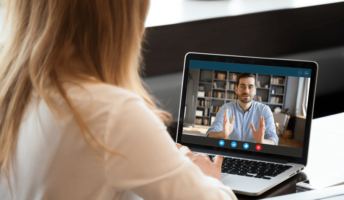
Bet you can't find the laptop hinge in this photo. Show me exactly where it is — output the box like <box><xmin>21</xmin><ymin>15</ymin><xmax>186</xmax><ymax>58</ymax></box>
<box><xmin>190</xmin><ymin>148</ymin><xmax>289</xmax><ymax>164</ymax></box>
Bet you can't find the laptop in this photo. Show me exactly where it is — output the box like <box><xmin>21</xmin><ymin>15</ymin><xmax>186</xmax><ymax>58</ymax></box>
<box><xmin>176</xmin><ymin>52</ymin><xmax>318</xmax><ymax>196</ymax></box>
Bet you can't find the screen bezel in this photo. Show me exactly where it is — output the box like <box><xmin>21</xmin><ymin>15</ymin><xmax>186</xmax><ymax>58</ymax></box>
<box><xmin>176</xmin><ymin>52</ymin><xmax>318</xmax><ymax>166</ymax></box>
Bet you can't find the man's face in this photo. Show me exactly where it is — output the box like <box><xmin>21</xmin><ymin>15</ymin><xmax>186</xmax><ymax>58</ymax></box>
<box><xmin>235</xmin><ymin>77</ymin><xmax>256</xmax><ymax>104</ymax></box>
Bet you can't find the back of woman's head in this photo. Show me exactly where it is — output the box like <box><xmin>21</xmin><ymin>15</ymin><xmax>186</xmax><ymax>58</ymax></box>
<box><xmin>0</xmin><ymin>0</ymin><xmax>171</xmax><ymax>179</ymax></box>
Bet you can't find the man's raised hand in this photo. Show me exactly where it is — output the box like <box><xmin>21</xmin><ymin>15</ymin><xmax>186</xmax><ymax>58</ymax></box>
<box><xmin>223</xmin><ymin>109</ymin><xmax>235</xmax><ymax>138</ymax></box>
<box><xmin>250</xmin><ymin>116</ymin><xmax>265</xmax><ymax>143</ymax></box>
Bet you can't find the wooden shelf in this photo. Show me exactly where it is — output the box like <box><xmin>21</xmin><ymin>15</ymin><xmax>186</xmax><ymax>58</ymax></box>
<box><xmin>213</xmin><ymin>88</ymin><xmax>226</xmax><ymax>91</ymax></box>
<box><xmin>269</xmin><ymin>103</ymin><xmax>283</xmax><ymax>106</ymax></box>
<box><xmin>193</xmin><ymin>125</ymin><xmax>211</xmax><ymax>128</ymax></box>
<box><xmin>213</xmin><ymin>79</ymin><xmax>226</xmax><ymax>81</ymax></box>
<box><xmin>199</xmin><ymin>81</ymin><xmax>213</xmax><ymax>84</ymax></box>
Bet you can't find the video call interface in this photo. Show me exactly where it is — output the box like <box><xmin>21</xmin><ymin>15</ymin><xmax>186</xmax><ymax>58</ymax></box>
<box><xmin>181</xmin><ymin>60</ymin><xmax>312</xmax><ymax>157</ymax></box>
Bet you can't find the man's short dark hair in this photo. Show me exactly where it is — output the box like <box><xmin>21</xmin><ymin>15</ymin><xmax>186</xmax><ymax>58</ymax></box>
<box><xmin>236</xmin><ymin>73</ymin><xmax>256</xmax><ymax>86</ymax></box>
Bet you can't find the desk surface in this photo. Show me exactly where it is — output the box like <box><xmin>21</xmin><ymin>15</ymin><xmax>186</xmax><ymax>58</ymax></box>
<box><xmin>236</xmin><ymin>112</ymin><xmax>344</xmax><ymax>199</ymax></box>
<box><xmin>146</xmin><ymin>0</ymin><xmax>344</xmax><ymax>27</ymax></box>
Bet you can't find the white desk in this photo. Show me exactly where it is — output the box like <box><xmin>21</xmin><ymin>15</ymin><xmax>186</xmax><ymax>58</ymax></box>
<box><xmin>146</xmin><ymin>0</ymin><xmax>344</xmax><ymax>27</ymax></box>
<box><xmin>303</xmin><ymin>112</ymin><xmax>344</xmax><ymax>178</ymax></box>
<box><xmin>264</xmin><ymin>112</ymin><xmax>344</xmax><ymax>199</ymax></box>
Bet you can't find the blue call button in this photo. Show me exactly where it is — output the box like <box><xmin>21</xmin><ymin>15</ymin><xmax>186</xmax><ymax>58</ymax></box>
<box><xmin>231</xmin><ymin>141</ymin><xmax>237</xmax><ymax>148</ymax></box>
<box><xmin>219</xmin><ymin>140</ymin><xmax>225</xmax><ymax>146</ymax></box>
<box><xmin>243</xmin><ymin>143</ymin><xmax>249</xmax><ymax>149</ymax></box>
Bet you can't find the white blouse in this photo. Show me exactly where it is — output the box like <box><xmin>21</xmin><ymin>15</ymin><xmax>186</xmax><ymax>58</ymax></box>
<box><xmin>0</xmin><ymin>83</ymin><xmax>237</xmax><ymax>200</ymax></box>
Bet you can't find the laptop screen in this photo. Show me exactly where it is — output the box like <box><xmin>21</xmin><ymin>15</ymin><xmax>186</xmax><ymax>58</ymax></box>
<box><xmin>180</xmin><ymin>59</ymin><xmax>313</xmax><ymax>158</ymax></box>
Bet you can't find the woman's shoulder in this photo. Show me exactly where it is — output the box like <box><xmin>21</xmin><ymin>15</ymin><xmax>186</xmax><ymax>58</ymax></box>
<box><xmin>65</xmin><ymin>82</ymin><xmax>143</xmax><ymax>110</ymax></box>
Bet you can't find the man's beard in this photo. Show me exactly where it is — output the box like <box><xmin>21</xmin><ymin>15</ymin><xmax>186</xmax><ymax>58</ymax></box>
<box><xmin>238</xmin><ymin>93</ymin><xmax>254</xmax><ymax>103</ymax></box>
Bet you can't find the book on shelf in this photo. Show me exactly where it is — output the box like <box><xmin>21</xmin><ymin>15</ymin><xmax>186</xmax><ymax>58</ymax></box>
<box><xmin>227</xmin><ymin>93</ymin><xmax>238</xmax><ymax>99</ymax></box>
<box><xmin>211</xmin><ymin>116</ymin><xmax>216</xmax><ymax>125</ymax></box>
<box><xmin>198</xmin><ymin>91</ymin><xmax>205</xmax><ymax>97</ymax></box>
<box><xmin>257</xmin><ymin>81</ymin><xmax>261</xmax><ymax>88</ymax></box>
<box><xmin>197</xmin><ymin>99</ymin><xmax>211</xmax><ymax>107</ymax></box>
<box><xmin>230</xmin><ymin>83</ymin><xmax>235</xmax><ymax>90</ymax></box>
<box><xmin>204</xmin><ymin>108</ymin><xmax>209</xmax><ymax>116</ymax></box>
<box><xmin>226</xmin><ymin>82</ymin><xmax>236</xmax><ymax>90</ymax></box>
<box><xmin>272</xmin><ymin>87</ymin><xmax>284</xmax><ymax>94</ymax></box>
<box><xmin>213</xmin><ymin>82</ymin><xmax>217</xmax><ymax>88</ymax></box>
<box><xmin>255</xmin><ymin>96</ymin><xmax>262</xmax><ymax>102</ymax></box>
<box><xmin>272</xmin><ymin>77</ymin><xmax>285</xmax><ymax>85</ymax></box>
<box><xmin>203</xmin><ymin>118</ymin><xmax>209</xmax><ymax>126</ymax></box>
<box><xmin>216</xmin><ymin>73</ymin><xmax>226</xmax><ymax>80</ymax></box>
<box><xmin>196</xmin><ymin>110</ymin><xmax>203</xmax><ymax>116</ymax></box>
<box><xmin>206</xmin><ymin>91</ymin><xmax>212</xmax><ymax>97</ymax></box>
<box><xmin>205</xmin><ymin>99</ymin><xmax>211</xmax><ymax>107</ymax></box>
<box><xmin>229</xmin><ymin>73</ymin><xmax>237</xmax><ymax>81</ymax></box>
<box><xmin>196</xmin><ymin>118</ymin><xmax>203</xmax><ymax>125</ymax></box>
<box><xmin>198</xmin><ymin>86</ymin><xmax>204</xmax><ymax>91</ymax></box>
<box><xmin>214</xmin><ymin>91</ymin><xmax>225</xmax><ymax>98</ymax></box>
<box><xmin>270</xmin><ymin>97</ymin><xmax>283</xmax><ymax>104</ymax></box>
<box><xmin>212</xmin><ymin>106</ymin><xmax>220</xmax><ymax>112</ymax></box>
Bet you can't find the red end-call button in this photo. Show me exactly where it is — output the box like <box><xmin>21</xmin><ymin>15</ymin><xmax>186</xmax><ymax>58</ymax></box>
<box><xmin>256</xmin><ymin>144</ymin><xmax>262</xmax><ymax>151</ymax></box>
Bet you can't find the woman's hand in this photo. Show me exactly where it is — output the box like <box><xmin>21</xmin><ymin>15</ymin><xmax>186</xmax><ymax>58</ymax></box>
<box><xmin>176</xmin><ymin>143</ymin><xmax>223</xmax><ymax>181</ymax></box>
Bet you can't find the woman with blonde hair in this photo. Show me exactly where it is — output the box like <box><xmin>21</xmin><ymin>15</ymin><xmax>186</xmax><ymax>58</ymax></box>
<box><xmin>0</xmin><ymin>0</ymin><xmax>236</xmax><ymax>199</ymax></box>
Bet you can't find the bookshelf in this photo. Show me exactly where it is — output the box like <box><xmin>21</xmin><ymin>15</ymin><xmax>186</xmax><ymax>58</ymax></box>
<box><xmin>194</xmin><ymin>70</ymin><xmax>288</xmax><ymax>127</ymax></box>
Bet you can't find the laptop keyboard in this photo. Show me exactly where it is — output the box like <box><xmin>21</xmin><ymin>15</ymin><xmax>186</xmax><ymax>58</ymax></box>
<box><xmin>208</xmin><ymin>155</ymin><xmax>293</xmax><ymax>180</ymax></box>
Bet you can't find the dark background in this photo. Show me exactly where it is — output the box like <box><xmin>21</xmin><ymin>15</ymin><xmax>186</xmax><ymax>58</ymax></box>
<box><xmin>142</xmin><ymin>1</ymin><xmax>344</xmax><ymax>119</ymax></box>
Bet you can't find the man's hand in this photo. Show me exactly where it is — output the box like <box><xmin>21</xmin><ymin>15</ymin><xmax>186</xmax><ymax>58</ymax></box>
<box><xmin>223</xmin><ymin>109</ymin><xmax>235</xmax><ymax>138</ymax></box>
<box><xmin>250</xmin><ymin>116</ymin><xmax>265</xmax><ymax>143</ymax></box>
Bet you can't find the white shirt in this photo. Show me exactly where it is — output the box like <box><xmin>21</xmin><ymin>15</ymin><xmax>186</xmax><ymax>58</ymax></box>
<box><xmin>0</xmin><ymin>83</ymin><xmax>237</xmax><ymax>200</ymax></box>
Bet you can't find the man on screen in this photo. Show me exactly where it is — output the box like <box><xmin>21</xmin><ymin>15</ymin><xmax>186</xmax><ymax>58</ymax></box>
<box><xmin>206</xmin><ymin>73</ymin><xmax>278</xmax><ymax>145</ymax></box>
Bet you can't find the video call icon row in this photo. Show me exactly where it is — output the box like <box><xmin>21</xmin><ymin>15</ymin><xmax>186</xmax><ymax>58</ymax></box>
<box><xmin>219</xmin><ymin>140</ymin><xmax>262</xmax><ymax>151</ymax></box>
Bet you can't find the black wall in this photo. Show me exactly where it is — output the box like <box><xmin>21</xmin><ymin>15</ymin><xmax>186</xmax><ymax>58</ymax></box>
<box><xmin>143</xmin><ymin>2</ymin><xmax>344</xmax><ymax>118</ymax></box>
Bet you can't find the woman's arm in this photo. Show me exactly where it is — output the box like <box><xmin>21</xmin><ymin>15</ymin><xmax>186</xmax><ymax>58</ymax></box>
<box><xmin>103</xmin><ymin>98</ymin><xmax>237</xmax><ymax>200</ymax></box>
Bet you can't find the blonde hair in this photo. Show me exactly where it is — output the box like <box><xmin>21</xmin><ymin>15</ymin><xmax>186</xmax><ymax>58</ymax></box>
<box><xmin>0</xmin><ymin>0</ymin><xmax>171</xmax><ymax>180</ymax></box>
